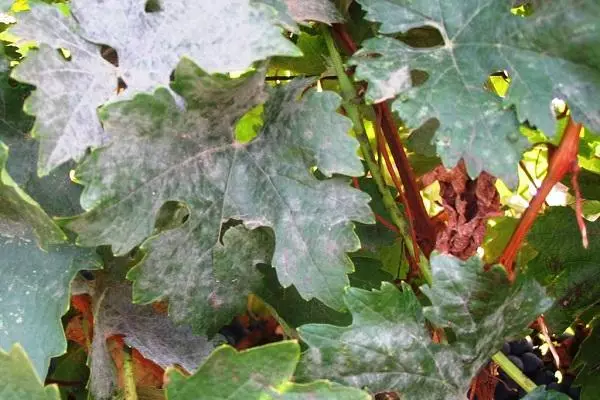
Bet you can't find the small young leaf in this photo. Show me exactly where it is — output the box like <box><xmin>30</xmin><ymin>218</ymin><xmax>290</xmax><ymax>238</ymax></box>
<box><xmin>165</xmin><ymin>341</ymin><xmax>370</xmax><ymax>400</ymax></box>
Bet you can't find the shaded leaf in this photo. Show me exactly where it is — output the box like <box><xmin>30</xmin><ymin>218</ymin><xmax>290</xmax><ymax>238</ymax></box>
<box><xmin>10</xmin><ymin>0</ymin><xmax>301</xmax><ymax>173</ymax></box>
<box><xmin>0</xmin><ymin>344</ymin><xmax>60</xmax><ymax>400</ymax></box>
<box><xmin>165</xmin><ymin>341</ymin><xmax>369</xmax><ymax>400</ymax></box>
<box><xmin>527</xmin><ymin>207</ymin><xmax>600</xmax><ymax>332</ymax></box>
<box><xmin>351</xmin><ymin>0</ymin><xmax>600</xmax><ymax>185</ymax></box>
<box><xmin>0</xmin><ymin>68</ymin><xmax>83</xmax><ymax>217</ymax></box>
<box><xmin>67</xmin><ymin>63</ymin><xmax>372</xmax><ymax>328</ymax></box>
<box><xmin>0</xmin><ymin>142</ymin><xmax>100</xmax><ymax>378</ymax></box>
<box><xmin>573</xmin><ymin>317</ymin><xmax>600</xmax><ymax>400</ymax></box>
<box><xmin>298</xmin><ymin>254</ymin><xmax>551</xmax><ymax>398</ymax></box>
<box><xmin>521</xmin><ymin>387</ymin><xmax>570</xmax><ymax>400</ymax></box>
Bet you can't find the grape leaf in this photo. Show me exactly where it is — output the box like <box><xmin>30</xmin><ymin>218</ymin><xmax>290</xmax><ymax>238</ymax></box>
<box><xmin>297</xmin><ymin>254</ymin><xmax>551</xmax><ymax>398</ymax></box>
<box><xmin>0</xmin><ymin>344</ymin><xmax>60</xmax><ymax>400</ymax></box>
<box><xmin>284</xmin><ymin>0</ymin><xmax>343</xmax><ymax>25</ymax></box>
<box><xmin>573</xmin><ymin>317</ymin><xmax>600</xmax><ymax>400</ymax></box>
<box><xmin>521</xmin><ymin>387</ymin><xmax>570</xmax><ymax>400</ymax></box>
<box><xmin>89</xmin><ymin>282</ymin><xmax>218</xmax><ymax>399</ymax></box>
<box><xmin>0</xmin><ymin>142</ymin><xmax>101</xmax><ymax>378</ymax></box>
<box><xmin>351</xmin><ymin>0</ymin><xmax>600</xmax><ymax>186</ymax></box>
<box><xmin>527</xmin><ymin>207</ymin><xmax>600</xmax><ymax>332</ymax></box>
<box><xmin>165</xmin><ymin>341</ymin><xmax>370</xmax><ymax>400</ymax></box>
<box><xmin>0</xmin><ymin>69</ymin><xmax>83</xmax><ymax>216</ymax></box>
<box><xmin>9</xmin><ymin>0</ymin><xmax>302</xmax><ymax>174</ymax></box>
<box><xmin>67</xmin><ymin>61</ymin><xmax>372</xmax><ymax>331</ymax></box>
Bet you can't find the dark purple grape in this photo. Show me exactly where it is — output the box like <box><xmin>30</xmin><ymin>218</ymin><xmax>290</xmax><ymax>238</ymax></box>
<box><xmin>494</xmin><ymin>382</ymin><xmax>519</xmax><ymax>400</ymax></box>
<box><xmin>508</xmin><ymin>355</ymin><xmax>524</xmax><ymax>371</ymax></box>
<box><xmin>521</xmin><ymin>352</ymin><xmax>544</xmax><ymax>374</ymax></box>
<box><xmin>568</xmin><ymin>386</ymin><xmax>581</xmax><ymax>400</ymax></box>
<box><xmin>562</xmin><ymin>373</ymin><xmax>575</xmax><ymax>387</ymax></box>
<box><xmin>510</xmin><ymin>338</ymin><xmax>533</xmax><ymax>355</ymax></box>
<box><xmin>502</xmin><ymin>342</ymin><xmax>511</xmax><ymax>355</ymax></box>
<box><xmin>533</xmin><ymin>369</ymin><xmax>557</xmax><ymax>385</ymax></box>
<box><xmin>546</xmin><ymin>382</ymin><xmax>562</xmax><ymax>392</ymax></box>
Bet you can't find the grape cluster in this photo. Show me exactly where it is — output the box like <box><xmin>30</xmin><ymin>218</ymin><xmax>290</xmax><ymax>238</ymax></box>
<box><xmin>495</xmin><ymin>338</ymin><xmax>581</xmax><ymax>400</ymax></box>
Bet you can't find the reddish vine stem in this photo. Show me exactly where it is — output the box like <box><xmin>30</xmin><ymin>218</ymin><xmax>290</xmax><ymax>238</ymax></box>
<box><xmin>376</xmin><ymin>105</ymin><xmax>437</xmax><ymax>256</ymax></box>
<box><xmin>332</xmin><ymin>24</ymin><xmax>437</xmax><ymax>257</ymax></box>
<box><xmin>375</xmin><ymin>115</ymin><xmax>420</xmax><ymax>263</ymax></box>
<box><xmin>499</xmin><ymin>117</ymin><xmax>582</xmax><ymax>281</ymax></box>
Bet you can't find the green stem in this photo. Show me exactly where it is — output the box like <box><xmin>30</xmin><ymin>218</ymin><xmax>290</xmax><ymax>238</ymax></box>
<box><xmin>321</xmin><ymin>25</ymin><xmax>416</xmax><ymax>262</ymax></box>
<box><xmin>122</xmin><ymin>346</ymin><xmax>138</xmax><ymax>400</ymax></box>
<box><xmin>492</xmin><ymin>352</ymin><xmax>537</xmax><ymax>393</ymax></box>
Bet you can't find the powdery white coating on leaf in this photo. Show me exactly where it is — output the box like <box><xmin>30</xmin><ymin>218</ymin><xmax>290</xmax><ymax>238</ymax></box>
<box><xmin>89</xmin><ymin>283</ymin><xmax>217</xmax><ymax>399</ymax></box>
<box><xmin>351</xmin><ymin>0</ymin><xmax>600</xmax><ymax>186</ymax></box>
<box><xmin>9</xmin><ymin>6</ymin><xmax>116</xmax><ymax>175</ymax></box>
<box><xmin>285</xmin><ymin>0</ymin><xmax>344</xmax><ymax>25</ymax></box>
<box><xmin>0</xmin><ymin>144</ymin><xmax>101</xmax><ymax>379</ymax></box>
<box><xmin>67</xmin><ymin>62</ymin><xmax>372</xmax><ymax>332</ymax></box>
<box><xmin>9</xmin><ymin>0</ymin><xmax>301</xmax><ymax>174</ymax></box>
<box><xmin>71</xmin><ymin>0</ymin><xmax>301</xmax><ymax>91</ymax></box>
<box><xmin>297</xmin><ymin>255</ymin><xmax>551</xmax><ymax>399</ymax></box>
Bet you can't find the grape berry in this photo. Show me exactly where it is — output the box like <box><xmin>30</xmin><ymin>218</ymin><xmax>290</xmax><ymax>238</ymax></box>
<box><xmin>494</xmin><ymin>337</ymin><xmax>581</xmax><ymax>400</ymax></box>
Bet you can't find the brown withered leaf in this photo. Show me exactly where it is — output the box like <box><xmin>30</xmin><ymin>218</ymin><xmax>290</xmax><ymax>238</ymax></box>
<box><xmin>423</xmin><ymin>161</ymin><xmax>502</xmax><ymax>259</ymax></box>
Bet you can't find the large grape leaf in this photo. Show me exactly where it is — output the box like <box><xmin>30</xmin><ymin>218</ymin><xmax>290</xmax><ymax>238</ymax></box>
<box><xmin>526</xmin><ymin>206</ymin><xmax>600</xmax><ymax>332</ymax></box>
<box><xmin>297</xmin><ymin>254</ymin><xmax>551</xmax><ymax>399</ymax></box>
<box><xmin>0</xmin><ymin>142</ymin><xmax>101</xmax><ymax>378</ymax></box>
<box><xmin>0</xmin><ymin>344</ymin><xmax>60</xmax><ymax>400</ymax></box>
<box><xmin>89</xmin><ymin>282</ymin><xmax>218</xmax><ymax>399</ymax></box>
<box><xmin>9</xmin><ymin>0</ymin><xmax>302</xmax><ymax>174</ymax></box>
<box><xmin>67</xmin><ymin>61</ymin><xmax>372</xmax><ymax>330</ymax></box>
<box><xmin>573</xmin><ymin>317</ymin><xmax>600</xmax><ymax>400</ymax></box>
<box><xmin>351</xmin><ymin>0</ymin><xmax>600</xmax><ymax>186</ymax></box>
<box><xmin>165</xmin><ymin>341</ymin><xmax>370</xmax><ymax>400</ymax></box>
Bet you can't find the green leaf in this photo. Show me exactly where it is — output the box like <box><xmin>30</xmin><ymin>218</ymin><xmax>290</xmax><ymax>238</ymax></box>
<box><xmin>0</xmin><ymin>142</ymin><xmax>101</xmax><ymax>378</ymax></box>
<box><xmin>258</xmin><ymin>265</ymin><xmax>353</xmax><ymax>329</ymax></box>
<box><xmin>521</xmin><ymin>387</ymin><xmax>570</xmax><ymax>400</ymax></box>
<box><xmin>297</xmin><ymin>254</ymin><xmax>551</xmax><ymax>398</ymax></box>
<box><xmin>0</xmin><ymin>69</ymin><xmax>83</xmax><ymax>217</ymax></box>
<box><xmin>351</xmin><ymin>0</ymin><xmax>600</xmax><ymax>186</ymax></box>
<box><xmin>527</xmin><ymin>207</ymin><xmax>600</xmax><ymax>332</ymax></box>
<box><xmin>67</xmin><ymin>62</ymin><xmax>372</xmax><ymax>332</ymax></box>
<box><xmin>46</xmin><ymin>342</ymin><xmax>89</xmax><ymax>400</ymax></box>
<box><xmin>165</xmin><ymin>341</ymin><xmax>369</xmax><ymax>400</ymax></box>
<box><xmin>0</xmin><ymin>344</ymin><xmax>60</xmax><ymax>400</ymax></box>
<box><xmin>10</xmin><ymin>0</ymin><xmax>302</xmax><ymax>174</ymax></box>
<box><xmin>573</xmin><ymin>317</ymin><xmax>600</xmax><ymax>400</ymax></box>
